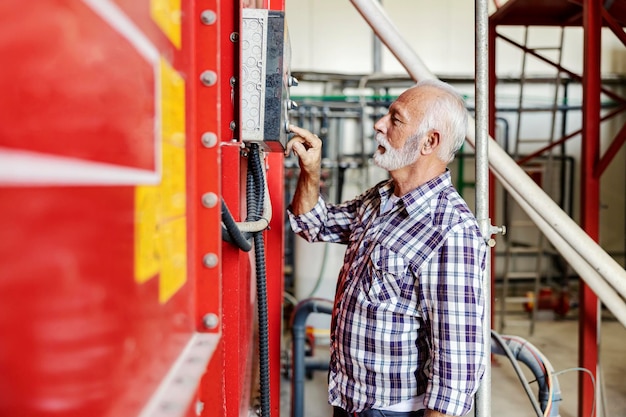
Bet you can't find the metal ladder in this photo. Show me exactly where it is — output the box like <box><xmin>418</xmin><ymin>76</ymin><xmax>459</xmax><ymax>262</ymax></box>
<box><xmin>499</xmin><ymin>26</ymin><xmax>565</xmax><ymax>335</ymax></box>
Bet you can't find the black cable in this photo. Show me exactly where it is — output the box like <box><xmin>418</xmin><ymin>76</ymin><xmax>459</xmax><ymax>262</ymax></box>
<box><xmin>254</xmin><ymin>230</ymin><xmax>269</xmax><ymax>417</ymax></box>
<box><xmin>221</xmin><ymin>199</ymin><xmax>252</xmax><ymax>252</ymax></box>
<box><xmin>247</xmin><ymin>143</ymin><xmax>271</xmax><ymax>417</ymax></box>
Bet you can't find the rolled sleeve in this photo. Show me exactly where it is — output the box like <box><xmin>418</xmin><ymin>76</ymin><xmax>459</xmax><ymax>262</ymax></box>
<box><xmin>287</xmin><ymin>196</ymin><xmax>327</xmax><ymax>242</ymax></box>
<box><xmin>288</xmin><ymin>195</ymin><xmax>358</xmax><ymax>244</ymax></box>
<box><xmin>421</xmin><ymin>224</ymin><xmax>487</xmax><ymax>416</ymax></box>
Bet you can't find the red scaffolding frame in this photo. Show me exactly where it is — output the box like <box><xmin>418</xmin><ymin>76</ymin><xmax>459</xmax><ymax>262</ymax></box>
<box><xmin>489</xmin><ymin>1</ymin><xmax>626</xmax><ymax>416</ymax></box>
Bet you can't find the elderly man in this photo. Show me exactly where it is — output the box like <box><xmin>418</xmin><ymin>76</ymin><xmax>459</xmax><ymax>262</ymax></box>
<box><xmin>286</xmin><ymin>79</ymin><xmax>487</xmax><ymax>417</ymax></box>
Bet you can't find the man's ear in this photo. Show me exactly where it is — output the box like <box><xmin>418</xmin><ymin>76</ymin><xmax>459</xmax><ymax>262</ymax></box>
<box><xmin>422</xmin><ymin>131</ymin><xmax>440</xmax><ymax>155</ymax></box>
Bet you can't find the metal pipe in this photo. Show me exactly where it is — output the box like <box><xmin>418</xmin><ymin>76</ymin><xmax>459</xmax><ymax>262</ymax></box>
<box><xmin>474</xmin><ymin>0</ymin><xmax>491</xmax><ymax>416</ymax></box>
<box><xmin>350</xmin><ymin>0</ymin><xmax>436</xmax><ymax>82</ymax></box>
<box><xmin>372</xmin><ymin>0</ymin><xmax>382</xmax><ymax>73</ymax></box>
<box><xmin>290</xmin><ymin>298</ymin><xmax>334</xmax><ymax>417</ymax></box>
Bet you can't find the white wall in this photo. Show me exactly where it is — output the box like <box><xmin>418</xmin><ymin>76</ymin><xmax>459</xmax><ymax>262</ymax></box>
<box><xmin>286</xmin><ymin>0</ymin><xmax>626</xmax><ymax>76</ymax></box>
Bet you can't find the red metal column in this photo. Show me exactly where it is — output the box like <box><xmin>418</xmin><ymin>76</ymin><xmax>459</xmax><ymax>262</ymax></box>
<box><xmin>190</xmin><ymin>0</ymin><xmax>231</xmax><ymax>416</ymax></box>
<box><xmin>579</xmin><ymin>0</ymin><xmax>601</xmax><ymax>416</ymax></box>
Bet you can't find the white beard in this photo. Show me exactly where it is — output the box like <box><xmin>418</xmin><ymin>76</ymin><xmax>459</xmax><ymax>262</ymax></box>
<box><xmin>373</xmin><ymin>133</ymin><xmax>420</xmax><ymax>171</ymax></box>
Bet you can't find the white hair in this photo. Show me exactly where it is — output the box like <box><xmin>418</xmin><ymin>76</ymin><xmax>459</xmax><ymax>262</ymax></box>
<box><xmin>408</xmin><ymin>79</ymin><xmax>468</xmax><ymax>163</ymax></box>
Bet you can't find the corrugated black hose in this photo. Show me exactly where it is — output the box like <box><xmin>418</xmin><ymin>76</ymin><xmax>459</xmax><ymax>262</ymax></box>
<box><xmin>247</xmin><ymin>143</ymin><xmax>271</xmax><ymax>417</ymax></box>
<box><xmin>219</xmin><ymin>143</ymin><xmax>270</xmax><ymax>416</ymax></box>
<box><xmin>221</xmin><ymin>199</ymin><xmax>253</xmax><ymax>252</ymax></box>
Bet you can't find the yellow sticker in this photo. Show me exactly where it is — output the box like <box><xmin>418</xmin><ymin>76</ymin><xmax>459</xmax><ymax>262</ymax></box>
<box><xmin>151</xmin><ymin>0</ymin><xmax>182</xmax><ymax>49</ymax></box>
<box><xmin>134</xmin><ymin>57</ymin><xmax>186</xmax><ymax>304</ymax></box>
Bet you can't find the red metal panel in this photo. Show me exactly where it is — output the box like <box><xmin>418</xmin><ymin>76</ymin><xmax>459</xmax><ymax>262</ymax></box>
<box><xmin>0</xmin><ymin>1</ymin><xmax>156</xmax><ymax>170</ymax></box>
<box><xmin>579</xmin><ymin>1</ymin><xmax>602</xmax><ymax>416</ymax></box>
<box><xmin>0</xmin><ymin>0</ymin><xmax>200</xmax><ymax>415</ymax></box>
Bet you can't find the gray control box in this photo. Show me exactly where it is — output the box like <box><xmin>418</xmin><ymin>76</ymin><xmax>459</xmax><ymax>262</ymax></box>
<box><xmin>241</xmin><ymin>9</ymin><xmax>295</xmax><ymax>152</ymax></box>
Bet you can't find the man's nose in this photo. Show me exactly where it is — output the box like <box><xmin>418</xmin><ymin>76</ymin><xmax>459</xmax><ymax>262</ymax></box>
<box><xmin>374</xmin><ymin>114</ymin><xmax>388</xmax><ymax>133</ymax></box>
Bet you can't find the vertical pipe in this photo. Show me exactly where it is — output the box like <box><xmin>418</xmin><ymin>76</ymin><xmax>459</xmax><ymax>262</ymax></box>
<box><xmin>488</xmin><ymin>12</ymin><xmax>498</xmax><ymax>339</ymax></box>
<box><xmin>372</xmin><ymin>1</ymin><xmax>382</xmax><ymax>73</ymax></box>
<box><xmin>474</xmin><ymin>0</ymin><xmax>491</xmax><ymax>416</ymax></box>
<box><xmin>580</xmin><ymin>1</ymin><xmax>601</xmax><ymax>416</ymax></box>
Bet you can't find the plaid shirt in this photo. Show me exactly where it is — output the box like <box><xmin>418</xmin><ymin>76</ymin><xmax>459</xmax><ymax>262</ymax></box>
<box><xmin>288</xmin><ymin>171</ymin><xmax>487</xmax><ymax>415</ymax></box>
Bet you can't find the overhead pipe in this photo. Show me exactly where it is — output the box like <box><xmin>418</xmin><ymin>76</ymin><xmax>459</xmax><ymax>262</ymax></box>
<box><xmin>349</xmin><ymin>0</ymin><xmax>626</xmax><ymax>313</ymax></box>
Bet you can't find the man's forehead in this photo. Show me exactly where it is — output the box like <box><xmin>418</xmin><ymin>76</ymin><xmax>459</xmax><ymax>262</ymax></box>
<box><xmin>392</xmin><ymin>88</ymin><xmax>429</xmax><ymax>116</ymax></box>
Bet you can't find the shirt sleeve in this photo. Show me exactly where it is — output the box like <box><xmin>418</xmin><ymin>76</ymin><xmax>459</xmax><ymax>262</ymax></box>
<box><xmin>287</xmin><ymin>196</ymin><xmax>360</xmax><ymax>245</ymax></box>
<box><xmin>420</xmin><ymin>223</ymin><xmax>487</xmax><ymax>416</ymax></box>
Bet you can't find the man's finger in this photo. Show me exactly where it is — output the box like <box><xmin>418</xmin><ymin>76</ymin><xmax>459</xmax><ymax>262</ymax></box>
<box><xmin>289</xmin><ymin>125</ymin><xmax>319</xmax><ymax>147</ymax></box>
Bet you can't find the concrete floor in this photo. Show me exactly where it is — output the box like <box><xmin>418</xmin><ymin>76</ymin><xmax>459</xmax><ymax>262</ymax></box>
<box><xmin>280</xmin><ymin>316</ymin><xmax>626</xmax><ymax>417</ymax></box>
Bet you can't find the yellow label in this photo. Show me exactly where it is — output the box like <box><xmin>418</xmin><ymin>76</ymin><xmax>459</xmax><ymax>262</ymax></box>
<box><xmin>134</xmin><ymin>57</ymin><xmax>186</xmax><ymax>304</ymax></box>
<box><xmin>151</xmin><ymin>0</ymin><xmax>182</xmax><ymax>49</ymax></box>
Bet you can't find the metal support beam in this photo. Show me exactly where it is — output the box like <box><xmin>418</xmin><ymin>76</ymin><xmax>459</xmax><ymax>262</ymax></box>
<box><xmin>580</xmin><ymin>1</ymin><xmax>601</xmax><ymax>416</ymax></box>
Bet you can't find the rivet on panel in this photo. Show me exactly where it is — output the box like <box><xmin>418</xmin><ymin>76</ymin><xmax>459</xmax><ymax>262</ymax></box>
<box><xmin>202</xmin><ymin>313</ymin><xmax>219</xmax><ymax>329</ymax></box>
<box><xmin>196</xmin><ymin>401</ymin><xmax>205</xmax><ymax>416</ymax></box>
<box><xmin>201</xmin><ymin>192</ymin><xmax>218</xmax><ymax>208</ymax></box>
<box><xmin>200</xmin><ymin>70</ymin><xmax>217</xmax><ymax>86</ymax></box>
<box><xmin>200</xmin><ymin>10</ymin><xmax>217</xmax><ymax>25</ymax></box>
<box><xmin>201</xmin><ymin>132</ymin><xmax>218</xmax><ymax>148</ymax></box>
<box><xmin>230</xmin><ymin>32</ymin><xmax>239</xmax><ymax>42</ymax></box>
<box><xmin>230</xmin><ymin>121</ymin><xmax>237</xmax><ymax>131</ymax></box>
<box><xmin>203</xmin><ymin>253</ymin><xmax>218</xmax><ymax>268</ymax></box>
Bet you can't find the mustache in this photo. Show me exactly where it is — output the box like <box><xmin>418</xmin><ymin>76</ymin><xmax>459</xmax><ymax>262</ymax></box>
<box><xmin>375</xmin><ymin>133</ymin><xmax>390</xmax><ymax>148</ymax></box>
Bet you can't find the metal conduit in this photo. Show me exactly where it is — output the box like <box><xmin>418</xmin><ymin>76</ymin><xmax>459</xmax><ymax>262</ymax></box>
<box><xmin>349</xmin><ymin>0</ymin><xmax>626</xmax><ymax>324</ymax></box>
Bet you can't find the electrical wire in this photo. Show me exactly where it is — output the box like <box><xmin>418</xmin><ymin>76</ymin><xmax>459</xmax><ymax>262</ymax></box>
<box><xmin>536</xmin><ymin>347</ymin><xmax>554</xmax><ymax>417</ymax></box>
<box><xmin>502</xmin><ymin>335</ymin><xmax>555</xmax><ymax>417</ymax></box>
<box><xmin>491</xmin><ymin>331</ymin><xmax>544</xmax><ymax>417</ymax></box>
<box><xmin>551</xmin><ymin>367</ymin><xmax>597</xmax><ymax>417</ymax></box>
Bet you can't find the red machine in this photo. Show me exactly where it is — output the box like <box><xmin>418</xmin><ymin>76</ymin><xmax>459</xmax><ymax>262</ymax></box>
<box><xmin>0</xmin><ymin>1</ymin><xmax>286</xmax><ymax>416</ymax></box>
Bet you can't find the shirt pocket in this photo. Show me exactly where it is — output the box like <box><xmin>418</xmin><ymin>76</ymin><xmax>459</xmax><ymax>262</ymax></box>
<box><xmin>366</xmin><ymin>245</ymin><xmax>407</xmax><ymax>304</ymax></box>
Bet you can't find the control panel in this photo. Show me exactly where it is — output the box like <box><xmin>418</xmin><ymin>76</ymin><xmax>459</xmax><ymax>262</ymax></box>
<box><xmin>241</xmin><ymin>9</ymin><xmax>297</xmax><ymax>151</ymax></box>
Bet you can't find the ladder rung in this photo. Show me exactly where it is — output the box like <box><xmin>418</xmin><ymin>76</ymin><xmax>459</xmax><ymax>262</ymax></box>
<box><xmin>516</xmin><ymin>108</ymin><xmax>560</xmax><ymax>113</ymax></box>
<box><xmin>521</xmin><ymin>165</ymin><xmax>546</xmax><ymax>173</ymax></box>
<box><xmin>516</xmin><ymin>137</ymin><xmax>553</xmax><ymax>143</ymax></box>
<box><xmin>501</xmin><ymin>319</ymin><xmax>532</xmax><ymax>327</ymax></box>
<box><xmin>504</xmin><ymin>271</ymin><xmax>540</xmax><ymax>280</ymax></box>
<box><xmin>504</xmin><ymin>296</ymin><xmax>533</xmax><ymax>303</ymax></box>
<box><xmin>530</xmin><ymin>46</ymin><xmax>562</xmax><ymax>51</ymax></box>
<box><xmin>508</xmin><ymin>246</ymin><xmax>541</xmax><ymax>254</ymax></box>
